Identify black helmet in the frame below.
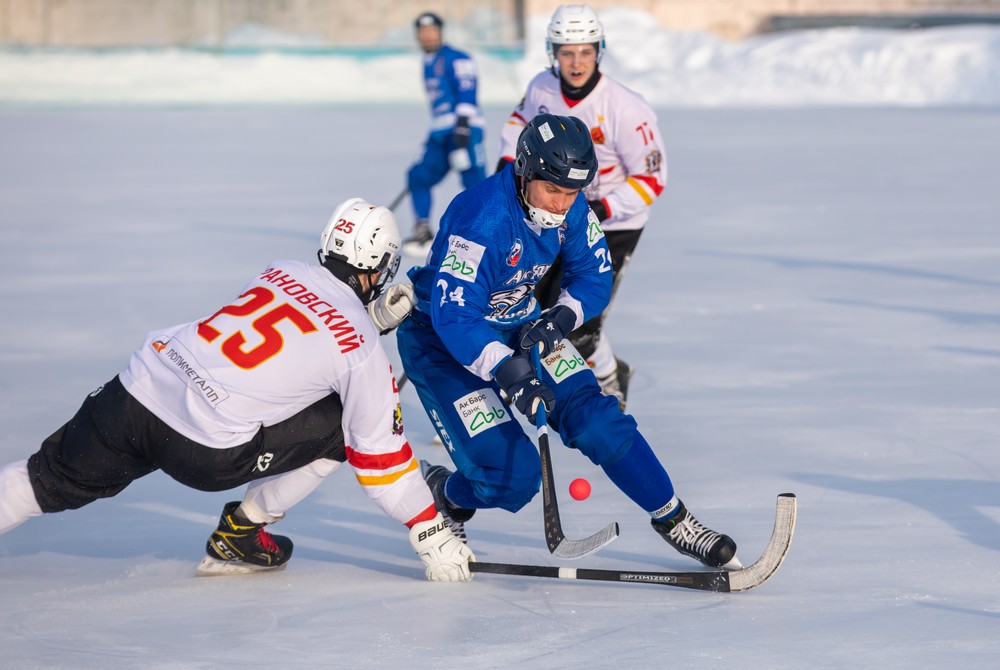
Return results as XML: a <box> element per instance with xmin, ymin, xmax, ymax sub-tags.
<box><xmin>514</xmin><ymin>114</ymin><xmax>597</xmax><ymax>189</ymax></box>
<box><xmin>414</xmin><ymin>12</ymin><xmax>444</xmax><ymax>30</ymax></box>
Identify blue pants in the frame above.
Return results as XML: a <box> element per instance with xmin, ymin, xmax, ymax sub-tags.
<box><xmin>407</xmin><ymin>128</ymin><xmax>486</xmax><ymax>222</ymax></box>
<box><xmin>397</xmin><ymin>314</ymin><xmax>673</xmax><ymax>514</ymax></box>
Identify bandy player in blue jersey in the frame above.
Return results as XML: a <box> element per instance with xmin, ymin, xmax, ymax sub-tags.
<box><xmin>397</xmin><ymin>114</ymin><xmax>742</xmax><ymax>570</ymax></box>
<box><xmin>402</xmin><ymin>11</ymin><xmax>487</xmax><ymax>258</ymax></box>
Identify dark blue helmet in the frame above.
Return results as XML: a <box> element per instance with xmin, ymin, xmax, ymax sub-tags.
<box><xmin>514</xmin><ymin>114</ymin><xmax>597</xmax><ymax>189</ymax></box>
<box><xmin>414</xmin><ymin>12</ymin><xmax>444</xmax><ymax>29</ymax></box>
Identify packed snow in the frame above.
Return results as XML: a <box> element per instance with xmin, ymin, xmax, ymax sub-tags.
<box><xmin>1</xmin><ymin>8</ymin><xmax>1000</xmax><ymax>107</ymax></box>
<box><xmin>2</xmin><ymin>7</ymin><xmax>1000</xmax><ymax>670</ymax></box>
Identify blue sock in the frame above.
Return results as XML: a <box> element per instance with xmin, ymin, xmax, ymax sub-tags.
<box><xmin>601</xmin><ymin>431</ymin><xmax>676</xmax><ymax>516</ymax></box>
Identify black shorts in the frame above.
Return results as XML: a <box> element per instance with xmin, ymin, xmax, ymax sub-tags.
<box><xmin>28</xmin><ymin>376</ymin><xmax>346</xmax><ymax>513</ymax></box>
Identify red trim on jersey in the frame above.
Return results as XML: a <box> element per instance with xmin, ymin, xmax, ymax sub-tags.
<box><xmin>405</xmin><ymin>503</ymin><xmax>439</xmax><ymax>528</ymax></box>
<box><xmin>562</xmin><ymin>93</ymin><xmax>581</xmax><ymax>108</ymax></box>
<box><xmin>510</xmin><ymin>111</ymin><xmax>527</xmax><ymax>124</ymax></box>
<box><xmin>599</xmin><ymin>165</ymin><xmax>615</xmax><ymax>175</ymax></box>
<box><xmin>630</xmin><ymin>173</ymin><xmax>665</xmax><ymax>196</ymax></box>
<box><xmin>345</xmin><ymin>442</ymin><xmax>414</xmax><ymax>470</ymax></box>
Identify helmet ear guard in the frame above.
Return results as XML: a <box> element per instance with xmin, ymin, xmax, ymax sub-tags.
<box><xmin>319</xmin><ymin>198</ymin><xmax>401</xmax><ymax>304</ymax></box>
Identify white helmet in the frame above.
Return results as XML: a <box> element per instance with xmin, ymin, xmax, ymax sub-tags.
<box><xmin>319</xmin><ymin>197</ymin><xmax>401</xmax><ymax>303</ymax></box>
<box><xmin>546</xmin><ymin>4</ymin><xmax>605</xmax><ymax>67</ymax></box>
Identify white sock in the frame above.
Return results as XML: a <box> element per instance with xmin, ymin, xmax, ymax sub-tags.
<box><xmin>0</xmin><ymin>460</ymin><xmax>43</xmax><ymax>534</ymax></box>
<box><xmin>587</xmin><ymin>334</ymin><xmax>617</xmax><ymax>378</ymax></box>
<box><xmin>241</xmin><ymin>458</ymin><xmax>341</xmax><ymax>523</ymax></box>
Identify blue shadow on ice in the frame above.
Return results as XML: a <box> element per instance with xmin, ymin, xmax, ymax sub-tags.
<box><xmin>691</xmin><ymin>250</ymin><xmax>1000</xmax><ymax>289</ymax></box>
<box><xmin>823</xmin><ymin>298</ymin><xmax>1000</xmax><ymax>327</ymax></box>
<box><xmin>791</xmin><ymin>472</ymin><xmax>1000</xmax><ymax>553</ymax></box>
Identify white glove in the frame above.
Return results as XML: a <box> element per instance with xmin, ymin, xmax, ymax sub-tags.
<box><xmin>367</xmin><ymin>282</ymin><xmax>415</xmax><ymax>334</ymax></box>
<box><xmin>409</xmin><ymin>513</ymin><xmax>475</xmax><ymax>582</ymax></box>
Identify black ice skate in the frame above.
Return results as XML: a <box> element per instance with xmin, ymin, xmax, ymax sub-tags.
<box><xmin>597</xmin><ymin>357</ymin><xmax>633</xmax><ymax>412</ymax></box>
<box><xmin>651</xmin><ymin>501</ymin><xmax>742</xmax><ymax>570</ymax></box>
<box><xmin>402</xmin><ymin>220</ymin><xmax>434</xmax><ymax>258</ymax></box>
<box><xmin>419</xmin><ymin>460</ymin><xmax>475</xmax><ymax>544</ymax></box>
<box><xmin>195</xmin><ymin>501</ymin><xmax>293</xmax><ymax>576</ymax></box>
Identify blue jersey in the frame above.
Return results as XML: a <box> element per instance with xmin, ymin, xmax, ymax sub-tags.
<box><xmin>409</xmin><ymin>165</ymin><xmax>613</xmax><ymax>380</ymax></box>
<box><xmin>422</xmin><ymin>45</ymin><xmax>484</xmax><ymax>131</ymax></box>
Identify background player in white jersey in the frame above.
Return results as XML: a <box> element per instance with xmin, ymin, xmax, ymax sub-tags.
<box><xmin>496</xmin><ymin>4</ymin><xmax>667</xmax><ymax>410</ymax></box>
<box><xmin>0</xmin><ymin>198</ymin><xmax>474</xmax><ymax>582</ymax></box>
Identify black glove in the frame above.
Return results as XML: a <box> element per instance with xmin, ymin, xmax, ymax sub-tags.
<box><xmin>495</xmin><ymin>157</ymin><xmax>512</xmax><ymax>174</ymax></box>
<box><xmin>588</xmin><ymin>199</ymin><xmax>610</xmax><ymax>222</ymax></box>
<box><xmin>519</xmin><ymin>305</ymin><xmax>576</xmax><ymax>356</ymax></box>
<box><xmin>453</xmin><ymin>116</ymin><xmax>471</xmax><ymax>150</ymax></box>
<box><xmin>494</xmin><ymin>355</ymin><xmax>554</xmax><ymax>423</ymax></box>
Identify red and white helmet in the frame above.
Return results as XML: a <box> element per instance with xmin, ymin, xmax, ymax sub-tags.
<box><xmin>319</xmin><ymin>198</ymin><xmax>401</xmax><ymax>302</ymax></box>
<box><xmin>546</xmin><ymin>4</ymin><xmax>605</xmax><ymax>67</ymax></box>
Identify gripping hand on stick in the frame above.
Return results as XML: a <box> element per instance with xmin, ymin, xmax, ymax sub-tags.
<box><xmin>493</xmin><ymin>354</ymin><xmax>554</xmax><ymax>423</ymax></box>
<box><xmin>519</xmin><ymin>305</ymin><xmax>576</xmax><ymax>356</ymax></box>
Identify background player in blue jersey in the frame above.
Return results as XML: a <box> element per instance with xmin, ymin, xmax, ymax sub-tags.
<box><xmin>396</xmin><ymin>114</ymin><xmax>741</xmax><ymax>569</ymax></box>
<box><xmin>402</xmin><ymin>12</ymin><xmax>487</xmax><ymax>258</ymax></box>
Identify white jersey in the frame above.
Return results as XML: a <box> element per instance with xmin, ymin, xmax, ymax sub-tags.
<box><xmin>498</xmin><ymin>71</ymin><xmax>667</xmax><ymax>232</ymax></box>
<box><xmin>120</xmin><ymin>260</ymin><xmax>431</xmax><ymax>525</ymax></box>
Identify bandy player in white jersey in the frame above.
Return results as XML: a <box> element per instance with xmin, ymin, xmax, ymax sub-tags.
<box><xmin>0</xmin><ymin>198</ymin><xmax>474</xmax><ymax>582</ymax></box>
<box><xmin>497</xmin><ymin>4</ymin><xmax>667</xmax><ymax>411</ymax></box>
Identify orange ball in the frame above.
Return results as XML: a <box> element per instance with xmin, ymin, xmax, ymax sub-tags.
<box><xmin>569</xmin><ymin>478</ymin><xmax>591</xmax><ymax>501</ymax></box>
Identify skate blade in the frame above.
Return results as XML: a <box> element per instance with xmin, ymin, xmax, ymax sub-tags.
<box><xmin>195</xmin><ymin>555</ymin><xmax>288</xmax><ymax>577</ymax></box>
<box><xmin>721</xmin><ymin>554</ymin><xmax>744</xmax><ymax>571</ymax></box>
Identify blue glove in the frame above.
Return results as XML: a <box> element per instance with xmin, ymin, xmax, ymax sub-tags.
<box><xmin>494</xmin><ymin>355</ymin><xmax>554</xmax><ymax>423</ymax></box>
<box><xmin>519</xmin><ymin>305</ymin><xmax>576</xmax><ymax>356</ymax></box>
<box><xmin>453</xmin><ymin>116</ymin><xmax>471</xmax><ymax>150</ymax></box>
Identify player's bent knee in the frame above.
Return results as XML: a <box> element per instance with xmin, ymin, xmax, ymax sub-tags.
<box><xmin>472</xmin><ymin>472</ymin><xmax>541</xmax><ymax>512</ymax></box>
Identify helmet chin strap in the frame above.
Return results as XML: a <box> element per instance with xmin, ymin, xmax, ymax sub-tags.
<box><xmin>520</xmin><ymin>178</ymin><xmax>566</xmax><ymax>229</ymax></box>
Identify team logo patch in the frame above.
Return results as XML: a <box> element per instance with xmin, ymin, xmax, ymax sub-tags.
<box><xmin>441</xmin><ymin>234</ymin><xmax>485</xmax><ymax>282</ymax></box>
<box><xmin>541</xmin><ymin>341</ymin><xmax>589</xmax><ymax>383</ymax></box>
<box><xmin>453</xmin><ymin>388</ymin><xmax>511</xmax><ymax>437</ymax></box>
<box><xmin>590</xmin><ymin>126</ymin><xmax>606</xmax><ymax>144</ymax></box>
<box><xmin>586</xmin><ymin>211</ymin><xmax>605</xmax><ymax>247</ymax></box>
<box><xmin>646</xmin><ymin>150</ymin><xmax>663</xmax><ymax>174</ymax></box>
<box><xmin>392</xmin><ymin>403</ymin><xmax>404</xmax><ymax>436</ymax></box>
<box><xmin>507</xmin><ymin>238</ymin><xmax>523</xmax><ymax>266</ymax></box>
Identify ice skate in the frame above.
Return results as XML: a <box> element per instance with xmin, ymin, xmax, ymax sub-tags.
<box><xmin>196</xmin><ymin>501</ymin><xmax>293</xmax><ymax>576</ymax></box>
<box><xmin>597</xmin><ymin>357</ymin><xmax>633</xmax><ymax>412</ymax></box>
<box><xmin>651</xmin><ymin>500</ymin><xmax>742</xmax><ymax>570</ymax></box>
<box><xmin>419</xmin><ymin>460</ymin><xmax>475</xmax><ymax>544</ymax></box>
<box><xmin>402</xmin><ymin>219</ymin><xmax>434</xmax><ymax>258</ymax></box>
